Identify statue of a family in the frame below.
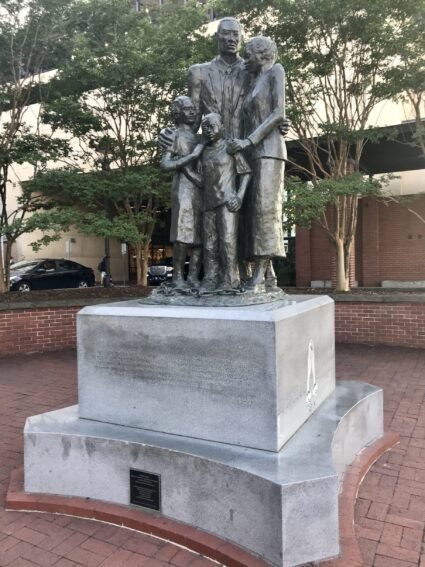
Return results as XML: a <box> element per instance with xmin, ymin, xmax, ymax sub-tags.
<box><xmin>158</xmin><ymin>17</ymin><xmax>288</xmax><ymax>301</ymax></box>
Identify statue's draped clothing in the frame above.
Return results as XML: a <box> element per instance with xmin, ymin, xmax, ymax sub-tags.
<box><xmin>168</xmin><ymin>128</ymin><xmax>202</xmax><ymax>246</ymax></box>
<box><xmin>242</xmin><ymin>63</ymin><xmax>286</xmax><ymax>259</ymax></box>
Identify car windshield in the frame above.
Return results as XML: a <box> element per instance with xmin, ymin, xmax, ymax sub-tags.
<box><xmin>10</xmin><ymin>261</ymin><xmax>40</xmax><ymax>273</ymax></box>
<box><xmin>151</xmin><ymin>257</ymin><xmax>173</xmax><ymax>267</ymax></box>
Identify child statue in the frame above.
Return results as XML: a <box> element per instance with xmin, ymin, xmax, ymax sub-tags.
<box><xmin>185</xmin><ymin>113</ymin><xmax>252</xmax><ymax>293</ymax></box>
<box><xmin>160</xmin><ymin>96</ymin><xmax>204</xmax><ymax>289</ymax></box>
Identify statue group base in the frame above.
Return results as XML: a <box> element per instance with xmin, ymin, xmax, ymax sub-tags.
<box><xmin>23</xmin><ymin>296</ymin><xmax>383</xmax><ymax>567</ymax></box>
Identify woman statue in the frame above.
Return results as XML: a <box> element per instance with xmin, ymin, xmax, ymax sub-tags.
<box><xmin>228</xmin><ymin>36</ymin><xmax>286</xmax><ymax>292</ymax></box>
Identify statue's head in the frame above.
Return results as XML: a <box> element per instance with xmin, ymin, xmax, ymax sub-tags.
<box><xmin>201</xmin><ymin>113</ymin><xmax>224</xmax><ymax>143</ymax></box>
<box><xmin>171</xmin><ymin>95</ymin><xmax>196</xmax><ymax>126</ymax></box>
<box><xmin>217</xmin><ymin>17</ymin><xmax>241</xmax><ymax>57</ymax></box>
<box><xmin>244</xmin><ymin>36</ymin><xmax>277</xmax><ymax>73</ymax></box>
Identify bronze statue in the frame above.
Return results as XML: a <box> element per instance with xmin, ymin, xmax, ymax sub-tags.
<box><xmin>155</xmin><ymin>21</ymin><xmax>289</xmax><ymax>304</ymax></box>
<box><xmin>188</xmin><ymin>17</ymin><xmax>252</xmax><ymax>285</ymax></box>
<box><xmin>160</xmin><ymin>96</ymin><xmax>204</xmax><ymax>289</ymax></box>
<box><xmin>228</xmin><ymin>36</ymin><xmax>286</xmax><ymax>292</ymax></box>
<box><xmin>188</xmin><ymin>17</ymin><xmax>248</xmax><ymax>140</ymax></box>
<box><xmin>197</xmin><ymin>113</ymin><xmax>251</xmax><ymax>292</ymax></box>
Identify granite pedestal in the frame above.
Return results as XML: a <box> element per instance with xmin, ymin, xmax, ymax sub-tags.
<box><xmin>77</xmin><ymin>296</ymin><xmax>335</xmax><ymax>451</ymax></box>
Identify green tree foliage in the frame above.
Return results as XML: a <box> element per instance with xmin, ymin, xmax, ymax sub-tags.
<box><xmin>29</xmin><ymin>165</ymin><xmax>171</xmax><ymax>282</ymax></box>
<box><xmin>28</xmin><ymin>0</ymin><xmax>214</xmax><ymax>285</ymax></box>
<box><xmin>0</xmin><ymin>0</ymin><xmax>76</xmax><ymax>292</ymax></box>
<box><xmin>380</xmin><ymin>0</ymin><xmax>425</xmax><ymax>158</ymax></box>
<box><xmin>214</xmin><ymin>0</ymin><xmax>423</xmax><ymax>290</ymax></box>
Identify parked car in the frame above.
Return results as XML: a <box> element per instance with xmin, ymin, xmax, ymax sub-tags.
<box><xmin>147</xmin><ymin>257</ymin><xmax>174</xmax><ymax>286</ymax></box>
<box><xmin>147</xmin><ymin>256</ymin><xmax>192</xmax><ymax>286</ymax></box>
<box><xmin>9</xmin><ymin>259</ymin><xmax>95</xmax><ymax>291</ymax></box>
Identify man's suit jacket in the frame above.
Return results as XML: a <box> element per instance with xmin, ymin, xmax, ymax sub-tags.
<box><xmin>188</xmin><ymin>56</ymin><xmax>248</xmax><ymax>139</ymax></box>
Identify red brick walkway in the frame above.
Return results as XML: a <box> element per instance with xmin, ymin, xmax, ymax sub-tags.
<box><xmin>0</xmin><ymin>350</ymin><xmax>217</xmax><ymax>567</ymax></box>
<box><xmin>0</xmin><ymin>345</ymin><xmax>425</xmax><ymax>566</ymax></box>
<box><xmin>339</xmin><ymin>345</ymin><xmax>425</xmax><ymax>567</ymax></box>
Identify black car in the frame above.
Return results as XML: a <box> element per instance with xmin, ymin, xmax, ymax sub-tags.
<box><xmin>147</xmin><ymin>256</ymin><xmax>192</xmax><ymax>286</ymax></box>
<box><xmin>147</xmin><ymin>257</ymin><xmax>174</xmax><ymax>286</ymax></box>
<box><xmin>9</xmin><ymin>259</ymin><xmax>95</xmax><ymax>291</ymax></box>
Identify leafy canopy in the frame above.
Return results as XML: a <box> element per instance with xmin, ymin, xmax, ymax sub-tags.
<box><xmin>26</xmin><ymin>0</ymin><xmax>215</xmax><ymax>284</ymax></box>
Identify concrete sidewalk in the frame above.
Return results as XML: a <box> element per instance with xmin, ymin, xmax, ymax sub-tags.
<box><xmin>0</xmin><ymin>345</ymin><xmax>424</xmax><ymax>566</ymax></box>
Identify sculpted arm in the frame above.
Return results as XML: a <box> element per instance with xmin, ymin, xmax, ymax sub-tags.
<box><xmin>188</xmin><ymin>65</ymin><xmax>203</xmax><ymax>131</ymax></box>
<box><xmin>228</xmin><ymin>65</ymin><xmax>287</xmax><ymax>155</ymax></box>
<box><xmin>227</xmin><ymin>152</ymin><xmax>252</xmax><ymax>212</ymax></box>
<box><xmin>160</xmin><ymin>144</ymin><xmax>205</xmax><ymax>173</ymax></box>
<box><xmin>236</xmin><ymin>173</ymin><xmax>251</xmax><ymax>204</ymax></box>
<box><xmin>226</xmin><ymin>174</ymin><xmax>251</xmax><ymax>212</ymax></box>
<box><xmin>247</xmin><ymin>64</ymin><xmax>286</xmax><ymax>147</ymax></box>
<box><xmin>182</xmin><ymin>165</ymin><xmax>203</xmax><ymax>189</ymax></box>
<box><xmin>158</xmin><ymin>127</ymin><xmax>176</xmax><ymax>153</ymax></box>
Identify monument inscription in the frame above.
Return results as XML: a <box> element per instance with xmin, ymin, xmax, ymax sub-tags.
<box><xmin>92</xmin><ymin>336</ymin><xmax>270</xmax><ymax>407</ymax></box>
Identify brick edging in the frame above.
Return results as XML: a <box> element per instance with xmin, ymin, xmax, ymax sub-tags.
<box><xmin>2</xmin><ymin>291</ymin><xmax>425</xmax><ymax>312</ymax></box>
<box><xmin>6</xmin><ymin>467</ymin><xmax>268</xmax><ymax>567</ymax></box>
<box><xmin>0</xmin><ymin>296</ymin><xmax>144</xmax><ymax>312</ymax></box>
<box><xmin>331</xmin><ymin>294</ymin><xmax>425</xmax><ymax>303</ymax></box>
<box><xmin>6</xmin><ymin>431</ymin><xmax>399</xmax><ymax>567</ymax></box>
<box><xmin>319</xmin><ymin>431</ymin><xmax>400</xmax><ymax>566</ymax></box>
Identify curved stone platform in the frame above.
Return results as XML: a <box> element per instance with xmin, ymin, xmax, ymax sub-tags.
<box><xmin>7</xmin><ymin>431</ymin><xmax>399</xmax><ymax>567</ymax></box>
<box><xmin>24</xmin><ymin>380</ymin><xmax>383</xmax><ymax>567</ymax></box>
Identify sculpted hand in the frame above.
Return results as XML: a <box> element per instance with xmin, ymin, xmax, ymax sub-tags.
<box><xmin>158</xmin><ymin>127</ymin><xmax>175</xmax><ymax>152</ymax></box>
<box><xmin>278</xmin><ymin>119</ymin><xmax>291</xmax><ymax>137</ymax></box>
<box><xmin>227</xmin><ymin>138</ymin><xmax>251</xmax><ymax>154</ymax></box>
<box><xmin>227</xmin><ymin>196</ymin><xmax>242</xmax><ymax>212</ymax></box>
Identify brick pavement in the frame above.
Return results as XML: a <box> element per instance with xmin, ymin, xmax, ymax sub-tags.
<box><xmin>0</xmin><ymin>350</ymin><xmax>217</xmax><ymax>567</ymax></box>
<box><xmin>1</xmin><ymin>345</ymin><xmax>425</xmax><ymax>566</ymax></box>
<box><xmin>340</xmin><ymin>345</ymin><xmax>425</xmax><ymax>567</ymax></box>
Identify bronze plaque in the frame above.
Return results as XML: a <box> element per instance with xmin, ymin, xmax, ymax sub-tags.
<box><xmin>130</xmin><ymin>469</ymin><xmax>161</xmax><ymax>511</ymax></box>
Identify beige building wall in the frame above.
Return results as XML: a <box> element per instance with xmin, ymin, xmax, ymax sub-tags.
<box><xmin>368</xmin><ymin>98</ymin><xmax>417</xmax><ymax>128</ymax></box>
<box><xmin>381</xmin><ymin>169</ymin><xmax>425</xmax><ymax>198</ymax></box>
<box><xmin>13</xmin><ymin>231</ymin><xmax>128</xmax><ymax>283</ymax></box>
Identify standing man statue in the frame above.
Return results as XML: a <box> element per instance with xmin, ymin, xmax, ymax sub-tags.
<box><xmin>158</xmin><ymin>17</ymin><xmax>247</xmax><ymax>150</ymax></box>
<box><xmin>188</xmin><ymin>17</ymin><xmax>251</xmax><ymax>285</ymax></box>
<box><xmin>188</xmin><ymin>17</ymin><xmax>247</xmax><ymax>141</ymax></box>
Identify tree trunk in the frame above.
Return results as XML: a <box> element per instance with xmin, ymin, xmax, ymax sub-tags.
<box><xmin>4</xmin><ymin>240</ymin><xmax>12</xmax><ymax>287</ymax></box>
<box><xmin>335</xmin><ymin>238</ymin><xmax>349</xmax><ymax>292</ymax></box>
<box><xmin>135</xmin><ymin>244</ymin><xmax>143</xmax><ymax>286</ymax></box>
<box><xmin>134</xmin><ymin>242</ymin><xmax>150</xmax><ymax>287</ymax></box>
<box><xmin>0</xmin><ymin>245</ymin><xmax>6</xmax><ymax>294</ymax></box>
<box><xmin>141</xmin><ymin>241</ymin><xmax>150</xmax><ymax>287</ymax></box>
